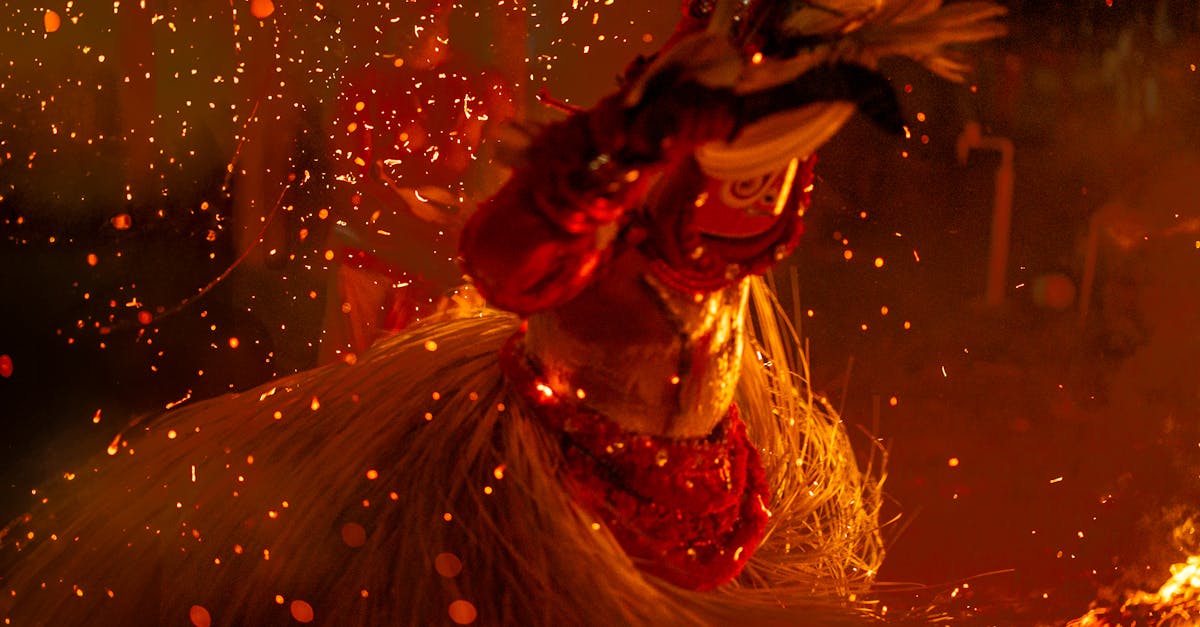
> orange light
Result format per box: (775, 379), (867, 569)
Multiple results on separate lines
(341, 523), (367, 547)
(290, 600), (314, 623)
(448, 600), (478, 625)
(435, 553), (464, 578)
(189, 605), (211, 627)
(44, 9), (61, 33)
(249, 0), (275, 19)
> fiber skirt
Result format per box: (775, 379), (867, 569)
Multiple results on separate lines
(0, 280), (881, 626)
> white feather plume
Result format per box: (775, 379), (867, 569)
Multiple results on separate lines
(698, 0), (1005, 180)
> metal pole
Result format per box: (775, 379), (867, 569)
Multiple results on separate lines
(957, 121), (1015, 307)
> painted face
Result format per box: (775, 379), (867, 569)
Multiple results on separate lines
(690, 157), (801, 239)
(639, 156), (815, 294)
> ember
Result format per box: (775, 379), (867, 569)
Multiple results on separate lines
(1071, 556), (1200, 626)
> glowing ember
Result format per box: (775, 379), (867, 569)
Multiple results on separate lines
(289, 600), (314, 623)
(340, 523), (366, 548)
(165, 391), (193, 410)
(249, 0), (275, 20)
(188, 605), (211, 627)
(435, 552), (463, 578)
(448, 600), (478, 625)
(1070, 555), (1200, 626)
(43, 9), (60, 33)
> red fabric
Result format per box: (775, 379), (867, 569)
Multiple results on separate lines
(500, 332), (771, 591)
(458, 93), (651, 316)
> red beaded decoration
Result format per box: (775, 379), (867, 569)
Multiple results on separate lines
(500, 332), (771, 591)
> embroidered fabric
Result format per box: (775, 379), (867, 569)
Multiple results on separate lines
(500, 331), (771, 591)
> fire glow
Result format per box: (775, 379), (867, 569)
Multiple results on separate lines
(1071, 555), (1200, 626)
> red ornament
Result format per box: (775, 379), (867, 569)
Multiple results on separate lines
(501, 333), (770, 590)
